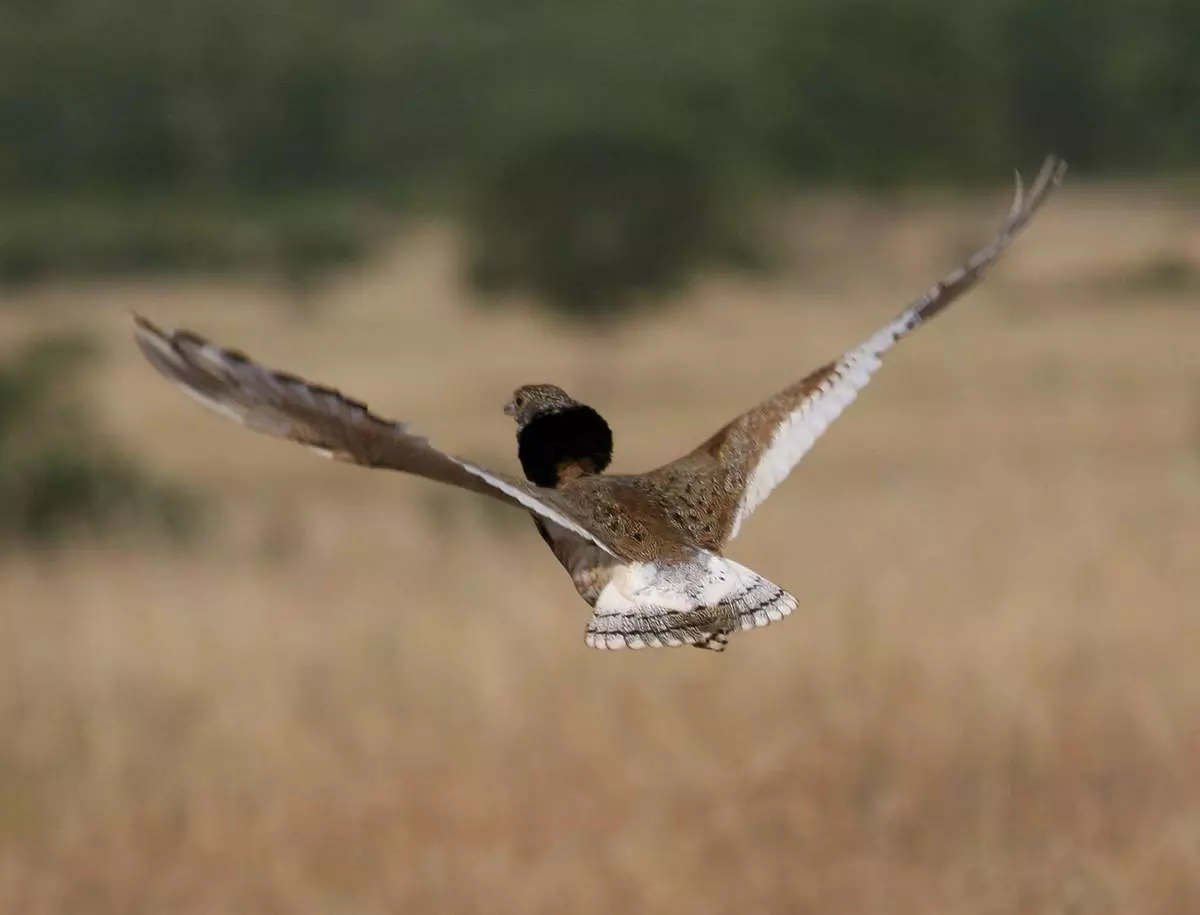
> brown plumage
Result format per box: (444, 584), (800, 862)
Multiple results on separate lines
(132, 156), (1065, 652)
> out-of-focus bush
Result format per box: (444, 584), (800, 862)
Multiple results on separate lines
(0, 335), (203, 547)
(464, 132), (761, 324)
(4, 0), (1198, 199)
(0, 200), (379, 292)
(3, 0), (1200, 303)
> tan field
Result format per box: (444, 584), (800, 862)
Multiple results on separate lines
(1, 184), (1199, 913)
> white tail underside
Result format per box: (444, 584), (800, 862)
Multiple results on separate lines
(585, 553), (796, 650)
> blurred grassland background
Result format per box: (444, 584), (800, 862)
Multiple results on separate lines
(2, 1), (1200, 913)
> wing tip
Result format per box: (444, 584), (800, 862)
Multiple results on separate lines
(130, 311), (180, 372)
(130, 311), (164, 344)
(1021, 153), (1068, 214)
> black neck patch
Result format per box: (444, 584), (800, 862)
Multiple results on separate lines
(517, 405), (613, 488)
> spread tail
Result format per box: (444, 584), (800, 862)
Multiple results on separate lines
(585, 554), (796, 651)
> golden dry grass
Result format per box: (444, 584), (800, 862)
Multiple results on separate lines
(1, 185), (1199, 913)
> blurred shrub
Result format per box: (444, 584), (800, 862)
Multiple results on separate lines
(764, 0), (1006, 185)
(0, 200), (378, 292)
(1116, 254), (1200, 295)
(5, 0), (1200, 201)
(464, 132), (753, 323)
(3, 0), (1200, 298)
(0, 335), (203, 548)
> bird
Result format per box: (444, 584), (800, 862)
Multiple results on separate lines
(132, 156), (1065, 653)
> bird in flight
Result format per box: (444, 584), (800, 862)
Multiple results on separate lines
(133, 156), (1065, 653)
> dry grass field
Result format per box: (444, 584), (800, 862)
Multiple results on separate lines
(1, 184), (1198, 913)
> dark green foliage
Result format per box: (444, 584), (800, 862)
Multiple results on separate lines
(765, 0), (1007, 185)
(0, 201), (376, 290)
(3, 0), (1200, 303)
(465, 133), (734, 323)
(4, 0), (1199, 200)
(0, 335), (204, 548)
(1115, 254), (1200, 295)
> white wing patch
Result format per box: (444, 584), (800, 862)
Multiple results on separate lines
(452, 461), (619, 558)
(724, 156), (1066, 542)
(728, 315), (911, 540)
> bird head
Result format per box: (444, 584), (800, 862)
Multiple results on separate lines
(503, 383), (579, 429)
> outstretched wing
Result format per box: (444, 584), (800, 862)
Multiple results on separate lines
(131, 315), (623, 558)
(657, 155), (1066, 546)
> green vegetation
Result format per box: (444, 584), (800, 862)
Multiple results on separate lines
(5, 0), (1199, 198)
(1116, 254), (1200, 295)
(0, 335), (203, 548)
(0, 198), (380, 293)
(465, 132), (751, 323)
(3, 0), (1199, 316)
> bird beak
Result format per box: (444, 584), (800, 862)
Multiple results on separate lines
(503, 400), (516, 418)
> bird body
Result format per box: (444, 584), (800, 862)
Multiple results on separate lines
(132, 157), (1065, 652)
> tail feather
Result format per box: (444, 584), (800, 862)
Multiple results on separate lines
(584, 554), (796, 651)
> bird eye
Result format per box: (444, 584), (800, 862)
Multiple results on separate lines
(514, 395), (525, 407)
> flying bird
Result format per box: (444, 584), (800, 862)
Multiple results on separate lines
(132, 156), (1065, 652)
